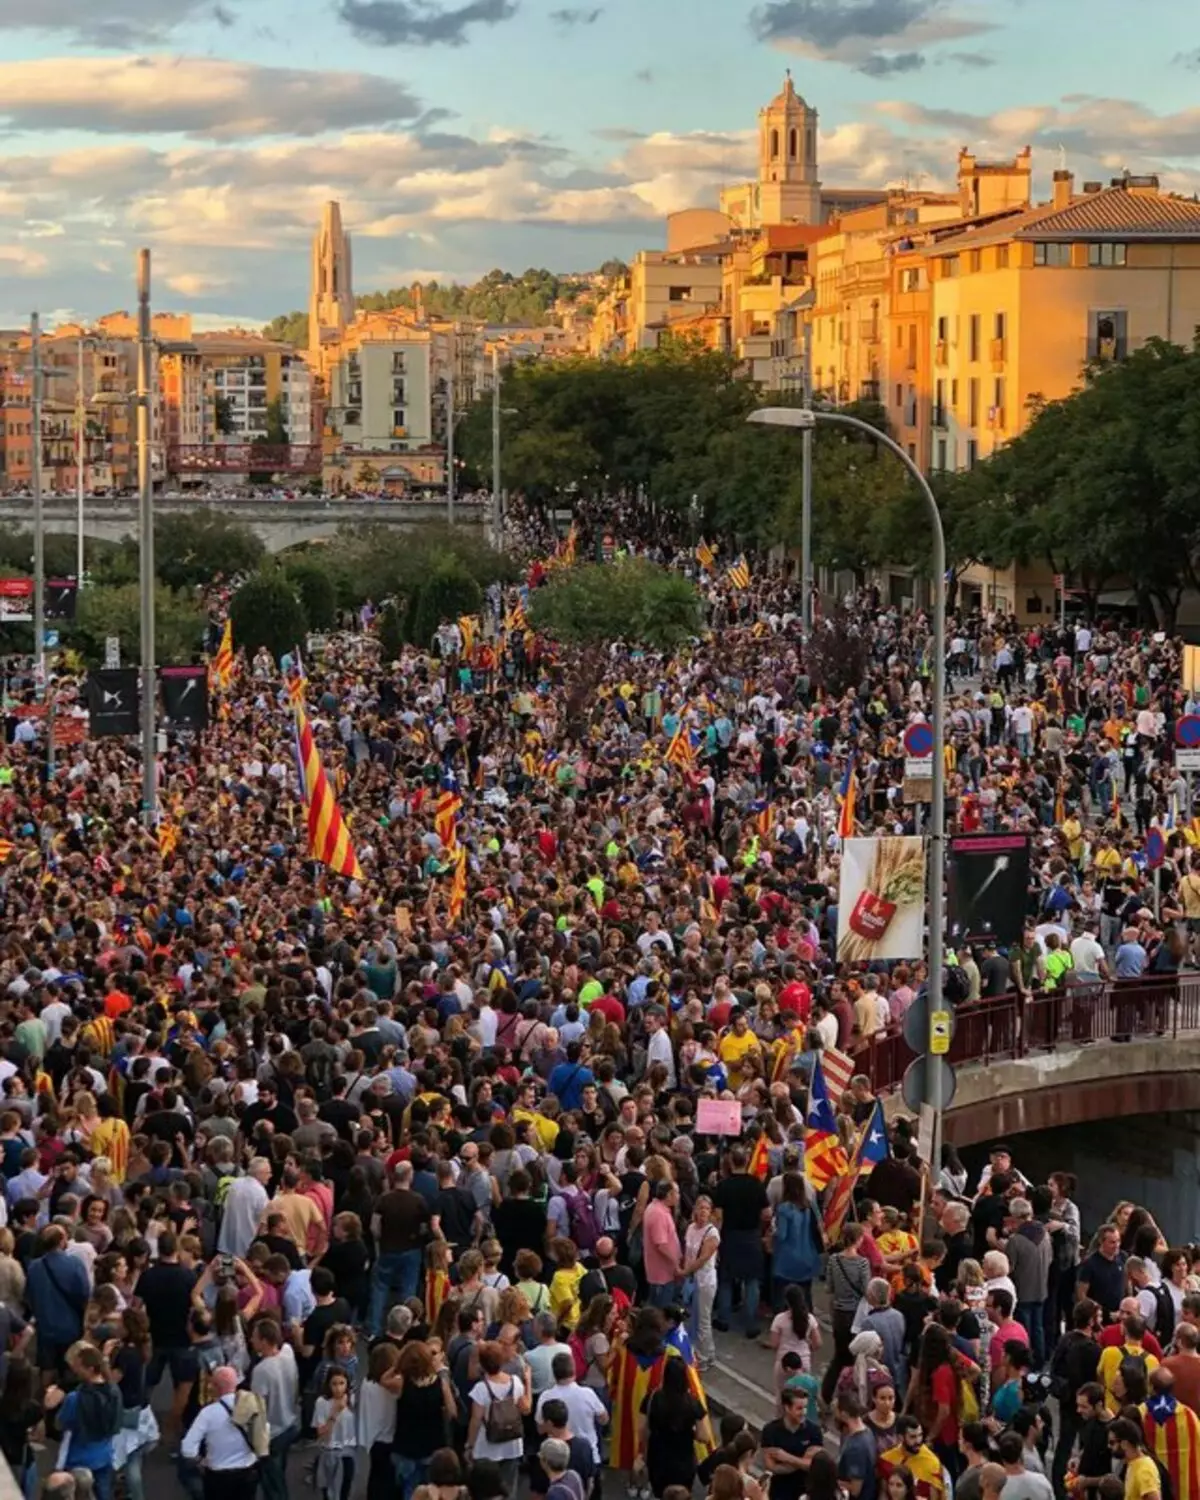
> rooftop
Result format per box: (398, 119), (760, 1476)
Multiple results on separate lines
(929, 180), (1200, 252)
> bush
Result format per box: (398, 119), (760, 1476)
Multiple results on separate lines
(229, 569), (308, 662)
(378, 602), (404, 663)
(155, 512), (265, 590)
(403, 555), (481, 647)
(69, 583), (205, 666)
(529, 558), (701, 651)
(285, 558), (337, 631)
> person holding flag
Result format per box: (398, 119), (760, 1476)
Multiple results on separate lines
(803, 1059), (850, 1190)
(837, 756), (858, 841)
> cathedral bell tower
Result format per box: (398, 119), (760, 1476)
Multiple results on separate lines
(757, 71), (821, 225)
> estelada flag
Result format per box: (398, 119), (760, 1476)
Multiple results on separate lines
(1144, 1393), (1200, 1500)
(424, 1268), (450, 1328)
(804, 1059), (850, 1190)
(294, 704), (364, 881)
(210, 619), (234, 691)
(837, 759), (858, 839)
(609, 1345), (669, 1470)
(728, 554), (751, 589)
(665, 724), (697, 771)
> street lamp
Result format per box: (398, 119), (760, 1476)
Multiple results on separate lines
(490, 346), (518, 552)
(747, 404), (948, 1165)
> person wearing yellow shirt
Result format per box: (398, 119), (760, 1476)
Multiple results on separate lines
(1093, 838), (1123, 878)
(1110, 1415), (1164, 1500)
(716, 1010), (762, 1091)
(512, 1106), (559, 1153)
(1097, 1322), (1159, 1413)
(548, 1239), (587, 1329)
(1063, 813), (1085, 863)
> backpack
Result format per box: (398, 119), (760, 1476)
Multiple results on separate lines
(483, 1379), (524, 1445)
(228, 1391), (270, 1460)
(563, 1187), (600, 1253)
(568, 1332), (589, 1383)
(74, 1381), (122, 1442)
(1151, 1282), (1177, 1344)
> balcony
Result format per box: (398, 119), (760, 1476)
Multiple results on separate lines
(990, 336), (1007, 368)
(935, 340), (949, 366)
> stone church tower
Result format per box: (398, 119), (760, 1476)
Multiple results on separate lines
(309, 201), (354, 367)
(757, 72), (821, 225)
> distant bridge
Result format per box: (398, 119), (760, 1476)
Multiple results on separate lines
(0, 495), (483, 552)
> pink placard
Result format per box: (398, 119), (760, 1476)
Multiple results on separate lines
(696, 1099), (743, 1136)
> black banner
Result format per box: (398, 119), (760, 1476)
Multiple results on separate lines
(160, 666), (209, 730)
(947, 833), (1032, 946)
(45, 579), (77, 622)
(86, 669), (140, 737)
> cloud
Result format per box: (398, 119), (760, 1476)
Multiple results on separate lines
(857, 50), (925, 76)
(337, 0), (517, 47)
(750, 0), (993, 72)
(0, 0), (244, 46)
(946, 49), (994, 67)
(0, 55), (423, 139)
(0, 246), (49, 276)
(1175, 49), (1200, 71)
(550, 6), (601, 23)
(165, 271), (231, 296)
(634, 68), (654, 83)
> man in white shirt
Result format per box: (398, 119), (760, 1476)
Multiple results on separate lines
(218, 1158), (271, 1258)
(1069, 921), (1109, 983)
(534, 1352), (609, 1462)
(644, 1007), (676, 1089)
(250, 1321), (300, 1500)
(180, 1366), (261, 1497)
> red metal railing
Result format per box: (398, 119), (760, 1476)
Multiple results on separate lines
(166, 443), (323, 474)
(858, 974), (1200, 1096)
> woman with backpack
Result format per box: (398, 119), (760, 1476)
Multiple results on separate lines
(466, 1338), (531, 1496)
(44, 1343), (123, 1500)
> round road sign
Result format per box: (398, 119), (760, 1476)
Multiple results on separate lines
(904, 722), (934, 758)
(901, 1055), (957, 1114)
(1176, 715), (1200, 748)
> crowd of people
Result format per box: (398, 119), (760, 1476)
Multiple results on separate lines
(0, 505), (1194, 1500)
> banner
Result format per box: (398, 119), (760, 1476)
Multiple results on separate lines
(0, 579), (32, 622)
(836, 836), (926, 963)
(947, 833), (1032, 946)
(85, 669), (140, 737)
(45, 580), (78, 622)
(160, 666), (209, 730)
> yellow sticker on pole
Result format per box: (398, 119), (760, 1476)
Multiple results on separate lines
(930, 1010), (951, 1056)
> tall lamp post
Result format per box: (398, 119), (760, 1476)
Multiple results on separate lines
(748, 405), (948, 1165)
(136, 250), (156, 823)
(30, 313), (45, 694)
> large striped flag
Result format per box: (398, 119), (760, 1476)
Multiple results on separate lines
(856, 1099), (891, 1180)
(695, 537), (715, 570)
(754, 799), (772, 838)
(505, 600), (527, 632)
(562, 522), (578, 566)
(0, 839), (15, 865)
(610, 1347), (685, 1470)
(748, 1135), (770, 1180)
(434, 789), (462, 850)
(458, 615), (477, 660)
(157, 821), (179, 859)
(294, 705), (364, 880)
(1144, 1394), (1200, 1500)
(820, 1045), (856, 1101)
(210, 619), (234, 691)
(822, 1120), (866, 1246)
(447, 844), (469, 927)
(665, 723), (697, 772)
(803, 1060), (850, 1190)
(728, 554), (751, 589)
(837, 759), (858, 839)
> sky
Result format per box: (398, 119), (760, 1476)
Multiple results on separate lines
(0, 0), (1197, 328)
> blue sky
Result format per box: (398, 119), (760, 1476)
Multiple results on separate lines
(0, 0), (1196, 326)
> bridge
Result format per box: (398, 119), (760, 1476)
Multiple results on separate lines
(868, 978), (1200, 1142)
(0, 495), (484, 552)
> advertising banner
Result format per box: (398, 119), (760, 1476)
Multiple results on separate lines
(947, 832), (1032, 946)
(836, 836), (927, 963)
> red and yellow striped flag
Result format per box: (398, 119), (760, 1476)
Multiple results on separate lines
(609, 1346), (669, 1470)
(748, 1134), (770, 1180)
(157, 822), (179, 859)
(665, 723), (697, 772)
(0, 840), (15, 864)
(447, 844), (468, 927)
(294, 704), (364, 880)
(424, 1268), (450, 1328)
(210, 619), (234, 692)
(434, 790), (462, 851)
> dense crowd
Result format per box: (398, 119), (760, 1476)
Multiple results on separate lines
(0, 511), (1195, 1500)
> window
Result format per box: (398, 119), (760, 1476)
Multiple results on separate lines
(1088, 242), (1128, 267)
(1034, 242), (1072, 266)
(895, 384), (903, 407)
(994, 311), (1007, 341)
(942, 255), (961, 278)
(993, 377), (1006, 422)
(896, 324), (905, 348)
(951, 379), (959, 409)
(391, 353), (407, 373)
(907, 442), (917, 461)
(969, 314), (981, 362)
(967, 250), (982, 273)
(936, 316), (948, 342)
(967, 438), (978, 468)
(996, 245), (1010, 269)
(1088, 309), (1128, 362)
(667, 286), (691, 301)
(968, 378), (980, 427)
(937, 439), (948, 470)
(392, 409), (406, 430)
(770, 129), (779, 159)
(789, 127), (798, 159)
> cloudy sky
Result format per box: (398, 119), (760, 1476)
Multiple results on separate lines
(1, 0), (1197, 327)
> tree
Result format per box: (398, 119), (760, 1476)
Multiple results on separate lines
(530, 559), (701, 652)
(804, 606), (873, 699)
(378, 601), (403, 663)
(214, 396), (237, 436)
(229, 569), (308, 661)
(70, 584), (204, 666)
(355, 462), (381, 493)
(285, 556), (337, 631)
(262, 311), (309, 347)
(403, 555), (481, 647)
(155, 512), (265, 590)
(263, 396), (288, 446)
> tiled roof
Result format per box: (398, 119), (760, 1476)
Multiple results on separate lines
(1019, 186), (1200, 238)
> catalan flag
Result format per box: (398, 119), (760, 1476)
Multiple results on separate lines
(803, 1059), (850, 1190)
(157, 821), (179, 859)
(748, 1134), (770, 1180)
(695, 536), (715, 570)
(665, 723), (697, 772)
(822, 1167), (858, 1246)
(541, 749), (560, 780)
(458, 615), (477, 660)
(609, 1346), (670, 1470)
(294, 704), (364, 880)
(505, 600), (527, 632)
(728, 554), (751, 589)
(434, 789), (462, 851)
(210, 618), (234, 692)
(424, 1267), (450, 1328)
(447, 843), (468, 927)
(856, 1099), (890, 1180)
(284, 660), (306, 710)
(1144, 1392), (1200, 1500)
(754, 800), (772, 838)
(0, 840), (15, 864)
(837, 758), (858, 840)
(562, 522), (578, 566)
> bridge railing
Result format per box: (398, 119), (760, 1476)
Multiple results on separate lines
(857, 973), (1200, 1096)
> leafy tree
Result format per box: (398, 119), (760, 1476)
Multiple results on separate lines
(355, 462), (381, 492)
(229, 569), (308, 661)
(69, 584), (204, 666)
(263, 396), (288, 446)
(599, 258), (629, 280)
(263, 311), (309, 347)
(530, 559), (701, 651)
(285, 556), (337, 631)
(155, 513), (265, 591)
(214, 396), (237, 436)
(378, 601), (404, 663)
(403, 555), (481, 647)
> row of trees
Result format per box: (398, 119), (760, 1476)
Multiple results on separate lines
(453, 336), (1200, 626)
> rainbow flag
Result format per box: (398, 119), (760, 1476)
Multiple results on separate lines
(728, 555), (751, 589)
(837, 759), (857, 839)
(294, 704), (364, 880)
(210, 619), (234, 692)
(434, 790), (462, 851)
(804, 1060), (849, 1190)
(1144, 1393), (1200, 1500)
